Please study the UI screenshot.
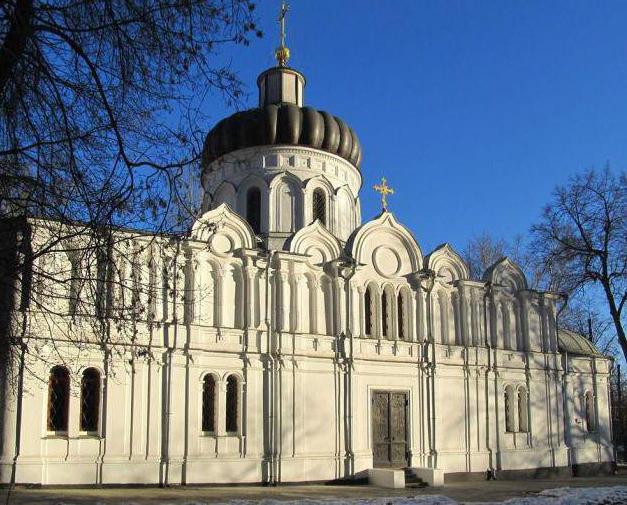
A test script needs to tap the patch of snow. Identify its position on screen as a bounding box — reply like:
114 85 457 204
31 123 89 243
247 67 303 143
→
50 486 627 505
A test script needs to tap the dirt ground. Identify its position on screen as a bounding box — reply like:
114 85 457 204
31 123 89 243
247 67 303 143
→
1 468 626 504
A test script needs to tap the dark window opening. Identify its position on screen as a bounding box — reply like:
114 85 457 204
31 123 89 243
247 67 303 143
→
382 291 389 337
225 375 239 433
397 292 405 340
246 187 261 234
312 188 326 225
585 392 595 432
80 368 101 432
48 366 70 432
364 288 372 336
202 374 216 432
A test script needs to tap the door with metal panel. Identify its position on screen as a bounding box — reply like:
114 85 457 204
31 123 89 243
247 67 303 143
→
372 391 408 468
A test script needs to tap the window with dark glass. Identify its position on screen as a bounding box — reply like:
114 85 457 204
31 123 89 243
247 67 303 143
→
585 392 595 432
364 287 372 336
225 375 239 433
312 188 326 225
80 368 101 432
202 374 216 432
246 187 261 234
47 366 70 432
382 291 389 337
397 292 405 340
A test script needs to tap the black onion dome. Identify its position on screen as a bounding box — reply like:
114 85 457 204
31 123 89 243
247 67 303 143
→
202 103 362 169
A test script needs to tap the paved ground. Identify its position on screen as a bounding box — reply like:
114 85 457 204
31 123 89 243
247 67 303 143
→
1 470 626 504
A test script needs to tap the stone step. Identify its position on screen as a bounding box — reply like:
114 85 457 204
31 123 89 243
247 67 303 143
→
404 468 428 488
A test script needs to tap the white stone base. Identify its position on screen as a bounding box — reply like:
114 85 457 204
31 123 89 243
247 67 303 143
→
411 467 444 487
368 468 405 488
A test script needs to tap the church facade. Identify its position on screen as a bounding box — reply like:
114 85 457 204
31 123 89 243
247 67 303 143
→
0 38 614 486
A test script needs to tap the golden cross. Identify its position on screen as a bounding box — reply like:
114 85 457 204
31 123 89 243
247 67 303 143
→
275 1 290 66
278 1 288 48
373 177 394 211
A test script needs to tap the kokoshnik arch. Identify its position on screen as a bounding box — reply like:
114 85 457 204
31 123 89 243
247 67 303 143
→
0 3 614 486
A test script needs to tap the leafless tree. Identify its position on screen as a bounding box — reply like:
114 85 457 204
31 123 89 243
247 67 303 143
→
0 0 261 384
462 232 508 280
530 167 626 362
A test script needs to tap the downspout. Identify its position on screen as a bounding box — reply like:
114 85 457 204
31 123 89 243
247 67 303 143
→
420 268 436 469
483 281 496 478
163 238 181 486
555 294 568 468
263 250 275 485
339 259 357 477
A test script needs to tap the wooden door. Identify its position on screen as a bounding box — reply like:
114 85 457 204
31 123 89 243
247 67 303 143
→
372 391 408 468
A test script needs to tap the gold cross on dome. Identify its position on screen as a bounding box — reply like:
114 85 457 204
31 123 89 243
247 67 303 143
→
373 177 394 211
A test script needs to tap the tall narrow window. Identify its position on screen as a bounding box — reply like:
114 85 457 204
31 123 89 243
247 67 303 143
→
80 368 101 432
585 391 595 432
504 385 515 433
364 287 372 336
312 188 326 225
225 375 239 433
517 387 528 433
397 291 405 340
246 187 261 234
202 374 216 432
47 366 70 432
382 290 389 338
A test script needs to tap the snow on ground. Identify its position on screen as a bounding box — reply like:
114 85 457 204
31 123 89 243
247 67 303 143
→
51 485 627 505
220 486 627 505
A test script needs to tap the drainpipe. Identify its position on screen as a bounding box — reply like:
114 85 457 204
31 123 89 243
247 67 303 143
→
555 293 568 468
338 258 357 477
162 238 181 486
263 250 276 485
419 268 436 469
483 281 496 479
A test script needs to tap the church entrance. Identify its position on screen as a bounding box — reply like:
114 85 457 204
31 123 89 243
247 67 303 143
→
372 391 408 468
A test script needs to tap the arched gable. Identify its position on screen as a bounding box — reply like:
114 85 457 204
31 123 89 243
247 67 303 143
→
269 172 303 232
288 219 341 267
425 243 469 283
304 174 335 196
236 173 269 233
191 203 255 254
483 257 527 292
348 212 422 278
212 181 236 209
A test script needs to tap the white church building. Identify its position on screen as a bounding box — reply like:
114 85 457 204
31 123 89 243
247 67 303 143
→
0 17 614 487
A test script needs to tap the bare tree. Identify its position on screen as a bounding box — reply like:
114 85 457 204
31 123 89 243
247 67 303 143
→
462 232 508 280
530 167 626 361
0 0 261 384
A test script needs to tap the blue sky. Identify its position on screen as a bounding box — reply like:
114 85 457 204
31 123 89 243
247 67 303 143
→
206 0 627 254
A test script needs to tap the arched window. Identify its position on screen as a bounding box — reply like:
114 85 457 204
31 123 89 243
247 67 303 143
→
382 290 389 338
517 387 528 433
225 375 239 434
504 385 515 433
47 366 70 432
364 287 373 336
80 368 101 432
312 188 326 225
246 187 261 234
202 374 216 432
585 391 596 432
397 291 406 340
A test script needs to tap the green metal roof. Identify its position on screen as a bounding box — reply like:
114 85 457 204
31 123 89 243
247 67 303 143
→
558 329 601 357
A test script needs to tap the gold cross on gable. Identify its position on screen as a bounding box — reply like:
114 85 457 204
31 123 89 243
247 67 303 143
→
373 177 394 211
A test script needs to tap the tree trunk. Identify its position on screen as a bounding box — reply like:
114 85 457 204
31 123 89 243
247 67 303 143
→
0 0 34 97
601 279 627 362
